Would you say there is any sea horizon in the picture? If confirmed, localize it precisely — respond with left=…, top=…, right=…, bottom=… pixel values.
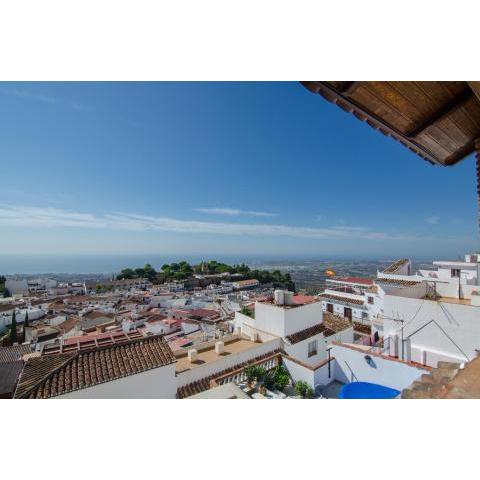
left=0, top=253, right=444, bottom=275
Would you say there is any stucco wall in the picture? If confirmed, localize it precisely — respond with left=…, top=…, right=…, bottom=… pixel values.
left=332, top=343, right=426, bottom=391
left=284, top=333, right=328, bottom=366
left=254, top=301, right=322, bottom=337
left=59, top=363, right=177, bottom=399
left=282, top=357, right=315, bottom=387
left=383, top=295, right=480, bottom=366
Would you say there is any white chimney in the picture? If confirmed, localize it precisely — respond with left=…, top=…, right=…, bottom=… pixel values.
left=274, top=289, right=285, bottom=305
left=188, top=349, right=198, bottom=362
left=284, top=291, right=294, bottom=306
left=215, top=341, right=224, bottom=355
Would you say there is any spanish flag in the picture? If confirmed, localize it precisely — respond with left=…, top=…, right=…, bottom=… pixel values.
left=325, top=269, right=337, bottom=277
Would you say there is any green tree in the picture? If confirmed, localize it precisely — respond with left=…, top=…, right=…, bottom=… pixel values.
left=10, top=310, right=17, bottom=344
left=273, top=365, right=290, bottom=391
left=118, top=268, right=135, bottom=279
left=240, top=305, right=254, bottom=318
left=24, top=310, right=29, bottom=328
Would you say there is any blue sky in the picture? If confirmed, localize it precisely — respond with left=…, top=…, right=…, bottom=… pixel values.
left=0, top=81, right=476, bottom=259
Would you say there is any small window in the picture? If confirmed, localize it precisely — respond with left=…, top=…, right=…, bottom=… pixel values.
left=451, top=269, right=461, bottom=278
left=368, top=296, right=374, bottom=304
left=362, top=311, right=368, bottom=320
left=308, top=340, right=318, bottom=357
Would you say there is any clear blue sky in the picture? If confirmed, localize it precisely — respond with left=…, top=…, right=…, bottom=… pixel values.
left=0, top=82, right=476, bottom=259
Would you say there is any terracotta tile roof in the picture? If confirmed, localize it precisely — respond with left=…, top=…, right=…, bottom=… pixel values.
left=353, top=322, right=372, bottom=335
left=323, top=312, right=353, bottom=332
left=14, top=353, right=76, bottom=399
left=376, top=278, right=420, bottom=287
left=15, top=335, right=176, bottom=399
left=188, top=308, right=219, bottom=319
left=0, top=361, right=24, bottom=398
left=82, top=310, right=115, bottom=320
left=42, top=329, right=144, bottom=355
left=383, top=258, right=409, bottom=274
left=0, top=344, right=33, bottom=364
left=286, top=324, right=332, bottom=344
left=401, top=361, right=463, bottom=399
left=320, top=293, right=364, bottom=305
left=292, top=295, right=318, bottom=305
left=56, top=316, right=80, bottom=334
left=332, top=277, right=374, bottom=286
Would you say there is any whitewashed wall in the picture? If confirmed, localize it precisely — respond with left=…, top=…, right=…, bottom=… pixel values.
left=254, top=301, right=323, bottom=337
left=284, top=333, right=328, bottom=366
left=383, top=295, right=480, bottom=366
left=332, top=344, right=427, bottom=391
left=282, top=357, right=315, bottom=387
left=59, top=363, right=177, bottom=399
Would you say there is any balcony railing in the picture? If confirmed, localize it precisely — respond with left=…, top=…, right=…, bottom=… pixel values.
left=211, top=352, right=281, bottom=387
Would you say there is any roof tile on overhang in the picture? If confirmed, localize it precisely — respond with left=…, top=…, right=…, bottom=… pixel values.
left=286, top=324, right=332, bottom=344
left=286, top=312, right=352, bottom=344
left=319, top=293, right=364, bottom=305
left=376, top=278, right=421, bottom=287
left=383, top=258, right=409, bottom=273
left=14, top=335, right=176, bottom=399
left=323, top=312, right=353, bottom=332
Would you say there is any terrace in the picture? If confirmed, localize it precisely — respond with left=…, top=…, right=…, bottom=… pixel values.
left=175, top=337, right=264, bottom=374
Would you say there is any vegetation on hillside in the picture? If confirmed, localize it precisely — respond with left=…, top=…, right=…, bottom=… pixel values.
left=115, top=260, right=295, bottom=291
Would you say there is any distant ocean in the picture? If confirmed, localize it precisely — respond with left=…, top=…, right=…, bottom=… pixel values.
left=0, top=253, right=407, bottom=275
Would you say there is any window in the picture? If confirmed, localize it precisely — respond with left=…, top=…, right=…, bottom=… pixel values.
left=362, top=311, right=368, bottom=320
left=451, top=269, right=461, bottom=278
left=368, top=296, right=374, bottom=304
left=308, top=340, right=318, bottom=357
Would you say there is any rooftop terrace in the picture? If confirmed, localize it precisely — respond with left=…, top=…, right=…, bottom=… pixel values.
left=175, top=337, right=261, bottom=374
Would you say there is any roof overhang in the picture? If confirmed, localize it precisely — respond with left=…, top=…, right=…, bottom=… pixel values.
left=301, top=81, right=480, bottom=166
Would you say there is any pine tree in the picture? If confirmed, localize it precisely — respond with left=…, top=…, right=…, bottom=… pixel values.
left=10, top=310, right=17, bottom=344
left=24, top=310, right=29, bottom=328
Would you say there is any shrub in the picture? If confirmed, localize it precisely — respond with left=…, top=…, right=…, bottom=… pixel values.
left=244, top=365, right=266, bottom=383
left=244, top=366, right=257, bottom=382
left=295, top=380, right=314, bottom=398
left=274, top=371, right=290, bottom=391
left=263, top=370, right=276, bottom=390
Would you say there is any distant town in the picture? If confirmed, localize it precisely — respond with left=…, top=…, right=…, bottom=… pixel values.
left=1, top=253, right=479, bottom=399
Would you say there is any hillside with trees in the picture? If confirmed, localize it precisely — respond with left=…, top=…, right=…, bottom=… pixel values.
left=115, top=261, right=295, bottom=291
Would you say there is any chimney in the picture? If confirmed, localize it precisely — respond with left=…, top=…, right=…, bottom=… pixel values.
left=284, top=291, right=294, bottom=306
left=188, top=349, right=198, bottom=362
left=274, top=290, right=285, bottom=305
left=215, top=341, right=224, bottom=355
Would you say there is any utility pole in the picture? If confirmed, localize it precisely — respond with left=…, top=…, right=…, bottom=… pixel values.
left=327, top=347, right=332, bottom=378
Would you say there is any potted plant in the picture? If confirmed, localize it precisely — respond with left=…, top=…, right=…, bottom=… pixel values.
left=294, top=380, right=315, bottom=399
left=244, top=366, right=257, bottom=388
